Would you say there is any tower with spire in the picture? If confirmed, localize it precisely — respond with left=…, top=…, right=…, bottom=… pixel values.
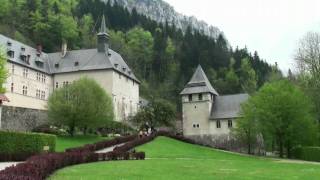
left=180, top=64, right=249, bottom=140
left=97, top=14, right=110, bottom=53
left=180, top=65, right=218, bottom=136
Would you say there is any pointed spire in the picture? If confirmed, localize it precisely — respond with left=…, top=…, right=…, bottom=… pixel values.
left=180, top=65, right=219, bottom=95
left=97, top=14, right=109, bottom=53
left=100, top=14, right=107, bottom=33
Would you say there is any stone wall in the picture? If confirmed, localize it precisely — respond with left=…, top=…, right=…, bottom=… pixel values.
left=0, top=106, right=49, bottom=131
left=186, top=134, right=265, bottom=155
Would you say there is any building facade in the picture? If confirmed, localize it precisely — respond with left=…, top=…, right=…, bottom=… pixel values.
left=0, top=16, right=140, bottom=130
left=181, top=65, right=249, bottom=138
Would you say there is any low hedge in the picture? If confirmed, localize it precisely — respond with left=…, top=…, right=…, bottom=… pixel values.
left=0, top=131, right=56, bottom=161
left=292, top=146, right=320, bottom=162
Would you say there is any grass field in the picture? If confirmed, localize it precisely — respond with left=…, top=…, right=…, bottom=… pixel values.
left=55, top=135, right=107, bottom=152
left=50, top=136, right=320, bottom=179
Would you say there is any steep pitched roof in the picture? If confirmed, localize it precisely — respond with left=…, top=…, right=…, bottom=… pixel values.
left=47, top=48, right=140, bottom=83
left=0, top=34, right=140, bottom=83
left=180, top=65, right=219, bottom=95
left=0, top=35, right=51, bottom=74
left=210, top=93, right=249, bottom=120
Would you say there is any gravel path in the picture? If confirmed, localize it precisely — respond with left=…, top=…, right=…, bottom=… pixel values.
left=95, top=143, right=125, bottom=153
left=0, top=143, right=126, bottom=172
left=0, top=162, right=21, bottom=171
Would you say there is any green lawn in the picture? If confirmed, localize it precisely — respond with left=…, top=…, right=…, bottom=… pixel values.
left=50, top=136, right=320, bottom=179
left=55, top=135, right=107, bottom=152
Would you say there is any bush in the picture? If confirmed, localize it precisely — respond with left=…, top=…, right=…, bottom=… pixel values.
left=292, top=146, right=320, bottom=162
left=0, top=131, right=56, bottom=161
left=32, top=124, right=68, bottom=136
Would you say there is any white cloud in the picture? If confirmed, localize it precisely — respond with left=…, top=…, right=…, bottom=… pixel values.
left=164, top=0, right=320, bottom=73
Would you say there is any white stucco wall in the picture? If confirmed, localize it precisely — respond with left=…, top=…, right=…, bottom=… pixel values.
left=209, top=119, right=235, bottom=136
left=182, top=93, right=236, bottom=136
left=182, top=93, right=212, bottom=136
left=53, top=70, right=139, bottom=122
left=3, top=62, right=53, bottom=110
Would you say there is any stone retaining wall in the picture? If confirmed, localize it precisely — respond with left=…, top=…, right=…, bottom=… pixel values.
left=0, top=106, right=48, bottom=131
left=186, top=134, right=265, bottom=155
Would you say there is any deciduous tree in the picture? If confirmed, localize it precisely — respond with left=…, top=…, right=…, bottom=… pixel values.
left=48, top=77, right=114, bottom=136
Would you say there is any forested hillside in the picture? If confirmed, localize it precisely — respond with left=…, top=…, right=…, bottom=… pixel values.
left=0, top=0, right=278, bottom=109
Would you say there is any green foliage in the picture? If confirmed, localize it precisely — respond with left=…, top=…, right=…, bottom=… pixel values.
left=131, top=99, right=176, bottom=129
left=51, top=137, right=320, bottom=180
left=0, top=47, right=8, bottom=93
left=0, top=131, right=56, bottom=153
left=237, top=80, right=318, bottom=157
left=239, top=58, right=257, bottom=94
left=48, top=77, right=114, bottom=136
left=292, top=146, right=320, bottom=162
left=55, top=135, right=107, bottom=152
left=0, top=0, right=275, bottom=108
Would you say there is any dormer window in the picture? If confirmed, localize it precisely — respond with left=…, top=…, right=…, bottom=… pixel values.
left=114, top=63, right=119, bottom=68
left=122, top=67, right=126, bottom=72
left=36, top=53, right=40, bottom=57
left=7, top=41, right=12, bottom=46
left=55, top=63, right=59, bottom=68
left=21, top=47, right=25, bottom=51
left=128, top=71, right=132, bottom=75
left=74, top=61, right=79, bottom=66
left=108, top=52, right=111, bottom=56
left=7, top=50, right=14, bottom=58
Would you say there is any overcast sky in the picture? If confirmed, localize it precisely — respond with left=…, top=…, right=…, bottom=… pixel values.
left=164, top=0, right=320, bottom=73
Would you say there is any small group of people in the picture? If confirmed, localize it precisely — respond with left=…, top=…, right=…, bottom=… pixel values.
left=138, top=122, right=155, bottom=138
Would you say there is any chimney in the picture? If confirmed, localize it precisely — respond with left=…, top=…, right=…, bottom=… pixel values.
left=61, top=41, right=67, bottom=57
left=36, top=44, right=42, bottom=55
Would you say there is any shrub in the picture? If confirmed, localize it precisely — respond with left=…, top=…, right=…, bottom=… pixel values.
left=32, top=124, right=68, bottom=136
left=65, top=134, right=137, bottom=153
left=0, top=131, right=56, bottom=161
left=292, top=146, right=320, bottom=162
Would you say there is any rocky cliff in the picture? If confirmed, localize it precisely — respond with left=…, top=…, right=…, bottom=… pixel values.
left=103, top=0, right=221, bottom=38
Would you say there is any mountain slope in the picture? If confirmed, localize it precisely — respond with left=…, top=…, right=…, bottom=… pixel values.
left=104, top=0, right=221, bottom=38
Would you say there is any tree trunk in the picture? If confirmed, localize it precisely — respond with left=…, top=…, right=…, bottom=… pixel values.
left=83, top=126, right=88, bottom=135
left=279, top=138, right=284, bottom=158
left=287, top=141, right=291, bottom=158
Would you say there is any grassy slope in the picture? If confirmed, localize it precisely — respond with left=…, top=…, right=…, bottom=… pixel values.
left=50, top=137, right=320, bottom=180
left=55, top=136, right=107, bottom=152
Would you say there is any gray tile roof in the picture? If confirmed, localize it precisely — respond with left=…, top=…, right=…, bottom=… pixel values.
left=0, top=34, right=140, bottom=83
left=210, top=93, right=249, bottom=120
left=47, top=49, right=139, bottom=83
left=180, top=65, right=219, bottom=95
left=0, top=35, right=51, bottom=74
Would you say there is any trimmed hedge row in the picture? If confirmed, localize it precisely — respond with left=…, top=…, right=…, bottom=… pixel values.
left=0, top=131, right=195, bottom=179
left=0, top=151, right=145, bottom=180
left=292, top=146, right=320, bottom=162
left=0, top=133, right=145, bottom=180
left=65, top=134, right=137, bottom=153
left=0, top=131, right=56, bottom=162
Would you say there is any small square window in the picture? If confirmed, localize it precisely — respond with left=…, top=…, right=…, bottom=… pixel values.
left=197, top=124, right=200, bottom=128
left=74, top=61, right=79, bottom=66
left=193, top=124, right=196, bottom=128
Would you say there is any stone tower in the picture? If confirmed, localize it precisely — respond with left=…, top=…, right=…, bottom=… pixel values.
left=180, top=65, right=219, bottom=136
